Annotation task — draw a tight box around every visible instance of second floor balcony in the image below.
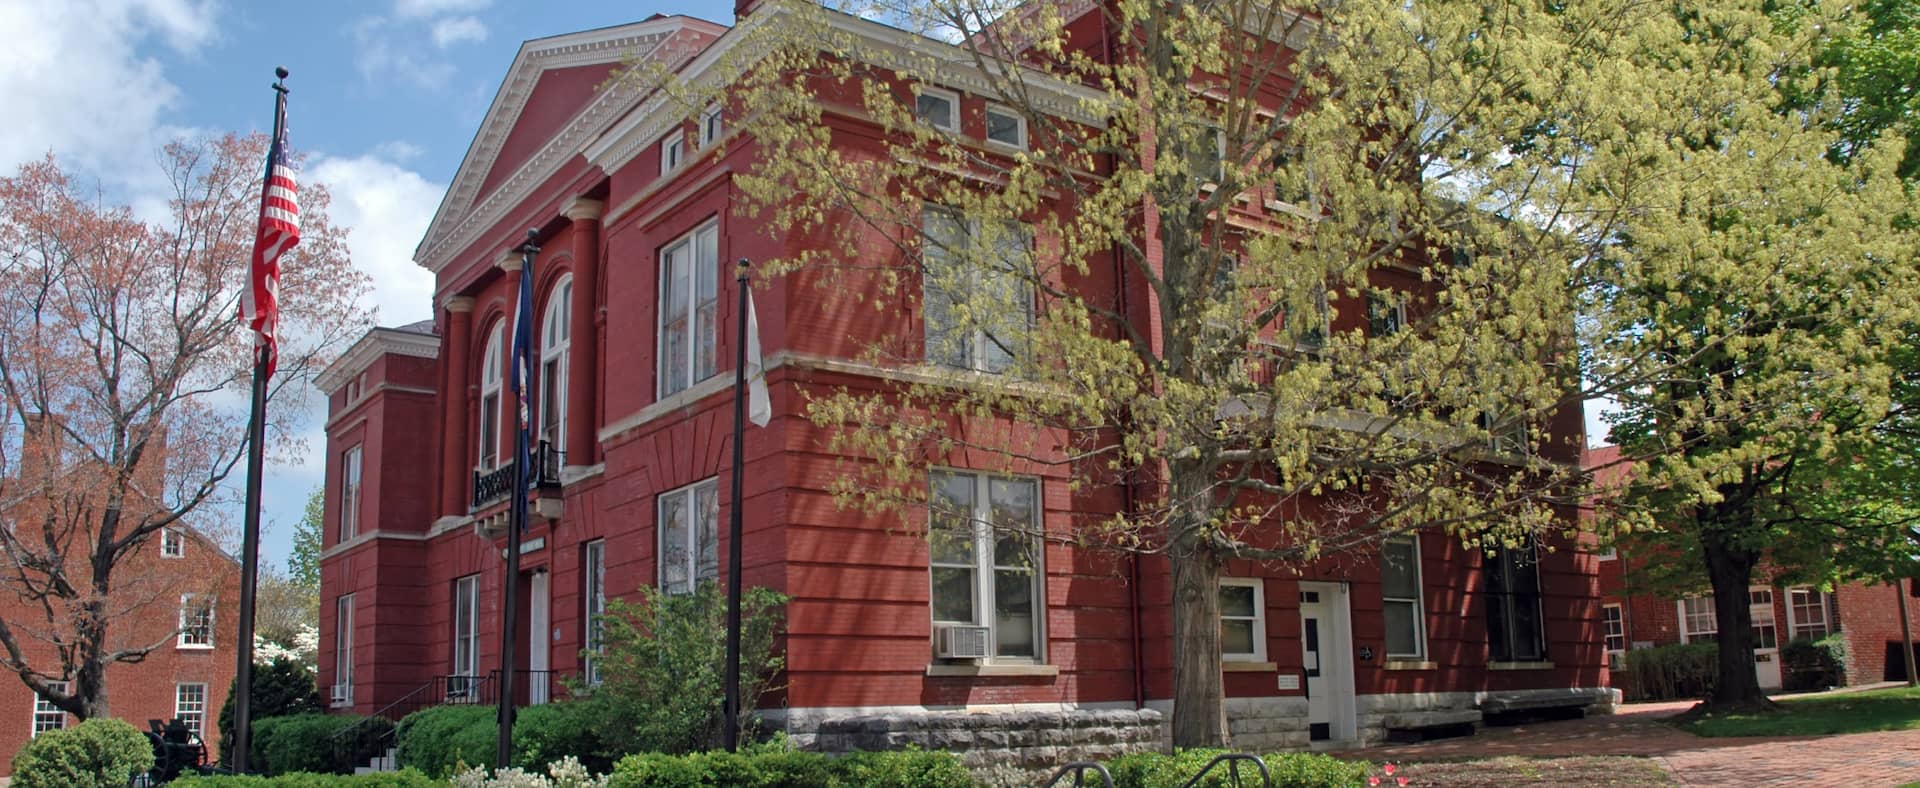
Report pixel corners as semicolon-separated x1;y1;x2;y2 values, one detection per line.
471;440;564;511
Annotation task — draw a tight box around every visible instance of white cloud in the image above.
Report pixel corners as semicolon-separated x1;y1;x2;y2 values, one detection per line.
307;154;441;327
394;0;490;19
0;0;218;185
372;140;426;163
430;15;488;48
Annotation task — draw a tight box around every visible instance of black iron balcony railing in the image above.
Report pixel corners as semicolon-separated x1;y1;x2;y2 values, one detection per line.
471;440;564;510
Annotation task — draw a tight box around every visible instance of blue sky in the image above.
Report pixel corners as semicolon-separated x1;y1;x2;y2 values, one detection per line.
0;0;730;569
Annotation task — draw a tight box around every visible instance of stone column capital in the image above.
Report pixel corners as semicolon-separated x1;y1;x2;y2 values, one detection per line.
443;295;476;313
564;198;606;223
496;250;523;273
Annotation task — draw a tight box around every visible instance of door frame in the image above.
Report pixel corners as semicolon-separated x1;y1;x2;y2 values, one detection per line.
1298;581;1358;743
528;570;551;704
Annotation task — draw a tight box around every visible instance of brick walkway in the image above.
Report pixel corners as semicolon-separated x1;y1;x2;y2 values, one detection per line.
1358;690;1920;786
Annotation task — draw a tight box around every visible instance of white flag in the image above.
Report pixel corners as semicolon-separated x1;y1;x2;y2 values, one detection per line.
746;289;771;427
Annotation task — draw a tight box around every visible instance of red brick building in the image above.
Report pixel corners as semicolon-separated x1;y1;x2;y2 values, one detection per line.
318;6;1613;761
1587;444;1920;690
0;423;240;774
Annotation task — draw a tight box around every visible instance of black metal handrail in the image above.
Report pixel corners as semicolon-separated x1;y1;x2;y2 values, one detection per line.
1043;761;1115;788
472;440;565;509
1178;753;1271;788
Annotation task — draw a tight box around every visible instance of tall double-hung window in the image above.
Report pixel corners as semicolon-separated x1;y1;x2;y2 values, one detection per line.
478;322;505;470
1381;536;1427;660
929;470;1043;660
1485;545;1545;661
583;540;607;685
659;479;719;594
921;207;1034;374
659;223;719;398
541;276;572;453
452;575;480;695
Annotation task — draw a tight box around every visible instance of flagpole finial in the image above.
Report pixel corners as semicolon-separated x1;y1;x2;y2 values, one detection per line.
273;67;290;94
737;257;751;283
275;66;289;80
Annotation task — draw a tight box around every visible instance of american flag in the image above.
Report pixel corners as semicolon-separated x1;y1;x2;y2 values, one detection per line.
242;92;300;378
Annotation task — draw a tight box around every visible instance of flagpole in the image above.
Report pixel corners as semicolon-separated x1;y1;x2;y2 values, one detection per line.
498;229;537;769
724;259;750;752
230;66;289;775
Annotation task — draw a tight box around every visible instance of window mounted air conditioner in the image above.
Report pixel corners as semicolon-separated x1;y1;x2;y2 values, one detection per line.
934;624;991;660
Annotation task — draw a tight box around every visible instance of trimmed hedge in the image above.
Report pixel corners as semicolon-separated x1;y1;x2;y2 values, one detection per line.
394;704;496;777
1622;641;1719;701
606;747;971;788
1109;749;1371;788
10;717;155;788
171;769;442;787
1782;634;1850;690
254;712;394;776
218;656;325;764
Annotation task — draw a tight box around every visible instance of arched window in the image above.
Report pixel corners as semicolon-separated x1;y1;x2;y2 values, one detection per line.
478;321;504;470
540;276;572;454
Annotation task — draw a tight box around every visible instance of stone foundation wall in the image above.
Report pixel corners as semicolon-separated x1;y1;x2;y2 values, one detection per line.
779;707;1164;773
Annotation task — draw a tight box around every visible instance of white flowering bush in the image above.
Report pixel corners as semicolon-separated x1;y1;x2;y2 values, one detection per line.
252;624;319;668
451;756;608;788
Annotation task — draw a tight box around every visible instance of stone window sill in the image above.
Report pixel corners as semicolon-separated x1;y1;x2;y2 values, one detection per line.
1222;661;1278;673
925;663;1059;678
1488;660;1556;671
1384;660;1438;671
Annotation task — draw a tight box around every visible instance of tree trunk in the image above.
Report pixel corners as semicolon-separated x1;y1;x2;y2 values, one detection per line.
1167;472;1227;748
1700;530;1770;711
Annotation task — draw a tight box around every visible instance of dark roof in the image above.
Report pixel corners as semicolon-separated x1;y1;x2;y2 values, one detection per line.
390;318;437;336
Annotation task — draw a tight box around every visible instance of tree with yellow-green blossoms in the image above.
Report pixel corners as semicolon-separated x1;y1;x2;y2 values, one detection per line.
626;0;1918;743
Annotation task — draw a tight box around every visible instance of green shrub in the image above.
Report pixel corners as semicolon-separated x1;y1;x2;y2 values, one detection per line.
394;704;495;777
511;702;610;773
253;712;393;776
1110;750;1369;788
1782;633;1850;690
1622;641;1719;701
605;747;967;788
170;768;442;787
10;717;155;788
219;656;325;764
831;748;973;787
589;583;787;755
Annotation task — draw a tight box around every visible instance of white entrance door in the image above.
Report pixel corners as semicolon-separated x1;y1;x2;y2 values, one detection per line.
529;571;551;704
1298;582;1357;743
1749;587;1781;689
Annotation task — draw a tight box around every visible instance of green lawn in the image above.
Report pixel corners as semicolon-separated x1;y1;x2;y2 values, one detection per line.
1682;685;1920;737
1399;757;1676;787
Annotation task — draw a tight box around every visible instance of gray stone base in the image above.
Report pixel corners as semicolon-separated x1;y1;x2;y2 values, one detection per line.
773;706;1163;772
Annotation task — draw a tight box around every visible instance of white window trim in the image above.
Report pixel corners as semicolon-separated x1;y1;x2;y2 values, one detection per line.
1381;535;1427;660
333;594;355;707
161;527;185;558
583;540;607;686
177;594;214;649
915;85;960;132
478;322;505;471
983;103;1027;149
1786;587;1833;641
658;478;720;595
656;221;721;399
453;575;481;686
699;104;724;147
921;207;1035;374
1677;596;1718;643
1220;577;1268;663
928;469;1046;664
30;681;68;738
340;445;362;543
661;132;686;172
174;682;207;736
540;276;572;454
1602;603;1626;669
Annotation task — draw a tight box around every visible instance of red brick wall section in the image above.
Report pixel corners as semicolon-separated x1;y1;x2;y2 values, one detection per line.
1835;581;1920;684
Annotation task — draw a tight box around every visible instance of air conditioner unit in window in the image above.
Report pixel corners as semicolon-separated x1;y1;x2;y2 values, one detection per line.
330;683;352;703
934;624;991;660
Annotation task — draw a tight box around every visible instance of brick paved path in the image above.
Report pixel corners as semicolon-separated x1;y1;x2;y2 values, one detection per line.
1360;694;1920;786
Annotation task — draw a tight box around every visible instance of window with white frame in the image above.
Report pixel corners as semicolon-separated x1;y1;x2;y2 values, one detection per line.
178;594;214;648
1485;545;1545;661
1381;536;1427;659
1293;286;1329;349
984;104;1026;148
174;683;206;736
659;478;719;594
452;575;480;695
1602;603;1626;669
1367;292;1406;337
1788;588;1832;640
31;682;67;737
340;445;362;542
478;322;504;470
914;86;958;131
161;527;185;558
929;470;1043;661
700;105;724;147
662;133;686;171
583;540;607;685
1679;596;1718;642
922;207;1034;374
1219;578;1267;662
540;276;572;453
333;594;354;705
658;222;719;398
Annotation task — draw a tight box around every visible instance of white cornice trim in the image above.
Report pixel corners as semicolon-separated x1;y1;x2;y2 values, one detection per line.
316;328;442;395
